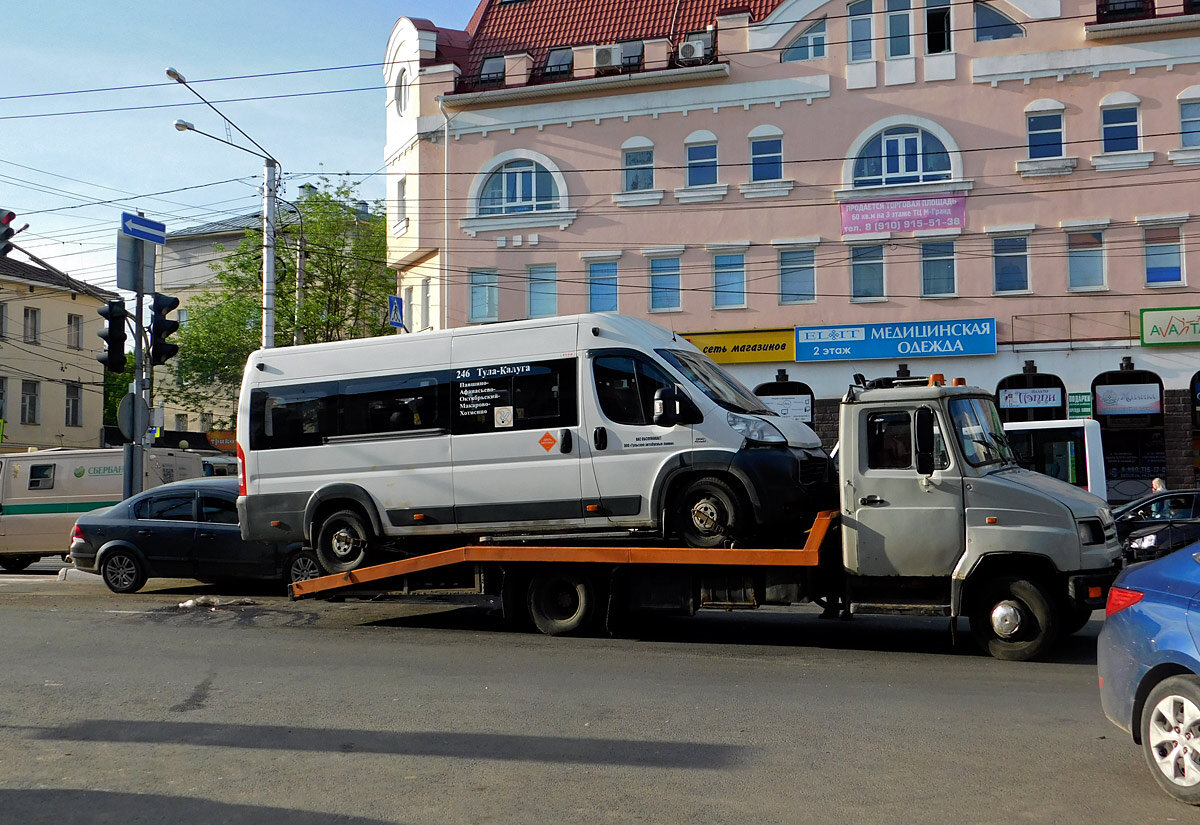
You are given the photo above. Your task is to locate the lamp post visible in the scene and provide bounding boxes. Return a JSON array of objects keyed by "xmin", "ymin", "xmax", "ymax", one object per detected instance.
[{"xmin": 167, "ymin": 67, "xmax": 279, "ymax": 349}]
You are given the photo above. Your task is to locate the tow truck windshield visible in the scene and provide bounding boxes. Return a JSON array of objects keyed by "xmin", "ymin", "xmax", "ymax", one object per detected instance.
[
  {"xmin": 657, "ymin": 349, "xmax": 774, "ymax": 415},
  {"xmin": 950, "ymin": 397, "xmax": 1015, "ymax": 467}
]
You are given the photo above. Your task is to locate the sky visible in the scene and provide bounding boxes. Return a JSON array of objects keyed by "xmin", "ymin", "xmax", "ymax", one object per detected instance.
[{"xmin": 4, "ymin": 0, "xmax": 480, "ymax": 295}]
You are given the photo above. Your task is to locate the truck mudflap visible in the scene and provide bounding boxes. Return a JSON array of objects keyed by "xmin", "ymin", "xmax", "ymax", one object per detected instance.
[{"xmin": 1067, "ymin": 566, "xmax": 1121, "ymax": 610}]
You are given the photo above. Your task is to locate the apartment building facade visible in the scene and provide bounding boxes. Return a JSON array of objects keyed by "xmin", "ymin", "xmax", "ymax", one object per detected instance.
[
  {"xmin": 0, "ymin": 257, "xmax": 116, "ymax": 451},
  {"xmin": 386, "ymin": 0, "xmax": 1200, "ymax": 499}
]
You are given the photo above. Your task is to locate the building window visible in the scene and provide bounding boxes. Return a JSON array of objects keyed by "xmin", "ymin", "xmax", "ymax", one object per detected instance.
[
  {"xmin": 468, "ymin": 270, "xmax": 499, "ymax": 322},
  {"xmin": 782, "ymin": 19, "xmax": 827, "ymax": 61},
  {"xmin": 886, "ymin": 0, "xmax": 912, "ymax": 59},
  {"xmin": 921, "ymin": 241, "xmax": 956, "ymax": 296},
  {"xmin": 974, "ymin": 3, "xmax": 1024, "ymax": 41},
  {"xmin": 750, "ymin": 138, "xmax": 784, "ymax": 182},
  {"xmin": 926, "ymin": 0, "xmax": 952, "ymax": 54},
  {"xmin": 713, "ymin": 254, "xmax": 746, "ymax": 308},
  {"xmin": 20, "ymin": 380, "xmax": 38, "ymax": 425},
  {"xmin": 853, "ymin": 126, "xmax": 951, "ymax": 187},
  {"xmin": 0, "ymin": 377, "xmax": 5, "ymax": 420},
  {"xmin": 200, "ymin": 412, "xmax": 213, "ymax": 431},
  {"xmin": 65, "ymin": 383, "xmax": 82, "ymax": 428},
  {"xmin": 1027, "ymin": 112, "xmax": 1063, "ymax": 159},
  {"xmin": 478, "ymin": 160, "xmax": 560, "ymax": 215},
  {"xmin": 528, "ymin": 265, "xmax": 557, "ymax": 317},
  {"xmin": 23, "ymin": 307, "xmax": 39, "ymax": 344},
  {"xmin": 588, "ymin": 261, "xmax": 618, "ymax": 312},
  {"xmin": 177, "ymin": 308, "xmax": 190, "ymax": 327},
  {"xmin": 479, "ymin": 55, "xmax": 506, "ymax": 84},
  {"xmin": 1067, "ymin": 232, "xmax": 1105, "ymax": 290},
  {"xmin": 851, "ymin": 245, "xmax": 885, "ymax": 299},
  {"xmin": 686, "ymin": 143, "xmax": 718, "ymax": 187},
  {"xmin": 849, "ymin": 0, "xmax": 874, "ymax": 62},
  {"xmin": 780, "ymin": 249, "xmax": 816, "ymax": 304},
  {"xmin": 544, "ymin": 47, "xmax": 573, "ymax": 78},
  {"xmin": 620, "ymin": 41, "xmax": 644, "ymax": 70},
  {"xmin": 650, "ymin": 257, "xmax": 681, "ymax": 311},
  {"xmin": 1145, "ymin": 227, "xmax": 1183, "ymax": 285},
  {"xmin": 0, "ymin": 303, "xmax": 7, "ymax": 338},
  {"xmin": 1182, "ymin": 100, "xmax": 1200, "ymax": 148},
  {"xmin": 993, "ymin": 236, "xmax": 1029, "ymax": 292},
  {"xmin": 395, "ymin": 68, "xmax": 409, "ymax": 115},
  {"xmin": 624, "ymin": 148, "xmax": 654, "ymax": 191},
  {"xmin": 67, "ymin": 313, "xmax": 83, "ymax": 349},
  {"xmin": 1102, "ymin": 105, "xmax": 1139, "ymax": 153},
  {"xmin": 395, "ymin": 178, "xmax": 407, "ymax": 225}
]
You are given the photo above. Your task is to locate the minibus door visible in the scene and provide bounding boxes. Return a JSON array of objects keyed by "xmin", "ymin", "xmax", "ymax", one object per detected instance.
[{"xmin": 582, "ymin": 352, "xmax": 693, "ymax": 527}]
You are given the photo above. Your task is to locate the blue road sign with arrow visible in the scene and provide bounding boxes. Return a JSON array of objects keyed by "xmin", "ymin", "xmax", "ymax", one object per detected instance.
[
  {"xmin": 120, "ymin": 212, "xmax": 167, "ymax": 245},
  {"xmin": 388, "ymin": 295, "xmax": 404, "ymax": 329}
]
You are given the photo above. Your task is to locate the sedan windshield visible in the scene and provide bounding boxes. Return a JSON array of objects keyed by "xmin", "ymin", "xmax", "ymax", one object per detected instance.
[
  {"xmin": 656, "ymin": 349, "xmax": 774, "ymax": 414},
  {"xmin": 949, "ymin": 397, "xmax": 1014, "ymax": 467}
]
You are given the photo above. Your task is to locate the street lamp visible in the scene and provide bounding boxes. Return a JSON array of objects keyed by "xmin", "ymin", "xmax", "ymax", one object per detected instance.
[{"xmin": 167, "ymin": 67, "xmax": 279, "ymax": 349}]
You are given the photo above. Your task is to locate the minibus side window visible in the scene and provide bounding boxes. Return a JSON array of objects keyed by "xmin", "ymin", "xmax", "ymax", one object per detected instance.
[
  {"xmin": 593, "ymin": 355, "xmax": 673, "ymax": 426},
  {"xmin": 340, "ymin": 373, "xmax": 446, "ymax": 436},
  {"xmin": 452, "ymin": 359, "xmax": 577, "ymax": 435}
]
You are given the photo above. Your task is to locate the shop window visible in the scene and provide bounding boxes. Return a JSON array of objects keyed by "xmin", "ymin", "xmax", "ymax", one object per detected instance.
[{"xmin": 1092, "ymin": 367, "xmax": 1165, "ymax": 503}]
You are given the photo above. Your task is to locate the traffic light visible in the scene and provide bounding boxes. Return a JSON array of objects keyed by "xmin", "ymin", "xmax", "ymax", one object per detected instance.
[
  {"xmin": 0, "ymin": 209, "xmax": 16, "ymax": 257},
  {"xmin": 97, "ymin": 300, "xmax": 128, "ymax": 372},
  {"xmin": 149, "ymin": 292, "xmax": 180, "ymax": 366}
]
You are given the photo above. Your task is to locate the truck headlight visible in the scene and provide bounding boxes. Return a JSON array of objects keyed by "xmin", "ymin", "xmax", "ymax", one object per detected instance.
[
  {"xmin": 1076, "ymin": 519, "xmax": 1104, "ymax": 546},
  {"xmin": 1129, "ymin": 533, "xmax": 1158, "ymax": 551},
  {"xmin": 727, "ymin": 411, "xmax": 786, "ymax": 445}
]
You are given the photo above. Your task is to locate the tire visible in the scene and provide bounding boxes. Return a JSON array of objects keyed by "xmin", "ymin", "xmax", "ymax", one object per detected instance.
[
  {"xmin": 674, "ymin": 476, "xmax": 747, "ymax": 549},
  {"xmin": 1141, "ymin": 675, "xmax": 1200, "ymax": 805},
  {"xmin": 100, "ymin": 549, "xmax": 147, "ymax": 594},
  {"xmin": 968, "ymin": 576, "xmax": 1059, "ymax": 661},
  {"xmin": 315, "ymin": 509, "xmax": 371, "ymax": 573},
  {"xmin": 285, "ymin": 549, "xmax": 323, "ymax": 585},
  {"xmin": 0, "ymin": 554, "xmax": 40, "ymax": 573},
  {"xmin": 526, "ymin": 569, "xmax": 594, "ymax": 636},
  {"xmin": 1060, "ymin": 604, "xmax": 1095, "ymax": 636}
]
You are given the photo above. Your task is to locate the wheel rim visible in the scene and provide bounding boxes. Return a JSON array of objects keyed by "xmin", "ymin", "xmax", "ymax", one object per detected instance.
[
  {"xmin": 106, "ymin": 555, "xmax": 136, "ymax": 590},
  {"xmin": 537, "ymin": 580, "xmax": 580, "ymax": 622},
  {"xmin": 291, "ymin": 556, "xmax": 321, "ymax": 582},
  {"xmin": 330, "ymin": 525, "xmax": 361, "ymax": 560},
  {"xmin": 990, "ymin": 600, "xmax": 1024, "ymax": 638},
  {"xmin": 1148, "ymin": 693, "xmax": 1200, "ymax": 788},
  {"xmin": 690, "ymin": 497, "xmax": 726, "ymax": 534}
]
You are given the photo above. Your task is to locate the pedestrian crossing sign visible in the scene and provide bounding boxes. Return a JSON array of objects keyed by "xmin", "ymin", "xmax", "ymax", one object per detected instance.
[{"xmin": 388, "ymin": 295, "xmax": 404, "ymax": 329}]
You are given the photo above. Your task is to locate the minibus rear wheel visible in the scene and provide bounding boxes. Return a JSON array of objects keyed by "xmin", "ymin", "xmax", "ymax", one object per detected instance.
[{"xmin": 316, "ymin": 509, "xmax": 371, "ymax": 573}]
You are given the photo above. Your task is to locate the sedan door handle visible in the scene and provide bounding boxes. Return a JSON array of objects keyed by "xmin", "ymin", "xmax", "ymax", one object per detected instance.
[
  {"xmin": 198, "ymin": 531, "xmax": 214, "ymax": 539},
  {"xmin": 136, "ymin": 529, "xmax": 151, "ymax": 536},
  {"xmin": 859, "ymin": 494, "xmax": 886, "ymax": 506},
  {"xmin": 593, "ymin": 426, "xmax": 608, "ymax": 451}
]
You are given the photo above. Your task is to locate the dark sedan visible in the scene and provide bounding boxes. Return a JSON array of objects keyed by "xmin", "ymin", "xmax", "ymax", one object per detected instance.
[
  {"xmin": 70, "ymin": 478, "xmax": 321, "ymax": 593},
  {"xmin": 1114, "ymin": 489, "xmax": 1200, "ymax": 563}
]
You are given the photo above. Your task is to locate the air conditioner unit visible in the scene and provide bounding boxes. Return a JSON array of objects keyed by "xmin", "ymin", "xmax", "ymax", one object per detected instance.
[
  {"xmin": 594, "ymin": 45, "xmax": 621, "ymax": 69},
  {"xmin": 678, "ymin": 39, "xmax": 707, "ymax": 62}
]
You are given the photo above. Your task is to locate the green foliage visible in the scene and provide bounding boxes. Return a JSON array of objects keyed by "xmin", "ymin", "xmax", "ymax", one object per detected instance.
[
  {"xmin": 161, "ymin": 180, "xmax": 391, "ymax": 424},
  {"xmin": 103, "ymin": 358, "xmax": 136, "ymax": 426}
]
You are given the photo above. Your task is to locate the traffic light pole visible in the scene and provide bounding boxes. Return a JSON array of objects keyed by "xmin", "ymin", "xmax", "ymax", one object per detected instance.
[{"xmin": 129, "ymin": 240, "xmax": 148, "ymax": 497}]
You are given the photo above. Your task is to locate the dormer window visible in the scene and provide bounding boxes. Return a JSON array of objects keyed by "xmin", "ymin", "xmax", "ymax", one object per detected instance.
[
  {"xmin": 620, "ymin": 40, "xmax": 644, "ymax": 70},
  {"xmin": 544, "ymin": 48, "xmax": 573, "ymax": 78},
  {"xmin": 479, "ymin": 56, "xmax": 506, "ymax": 85}
]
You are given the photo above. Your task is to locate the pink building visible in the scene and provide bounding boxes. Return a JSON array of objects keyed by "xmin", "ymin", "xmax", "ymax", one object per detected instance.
[{"xmin": 385, "ymin": 0, "xmax": 1200, "ymax": 498}]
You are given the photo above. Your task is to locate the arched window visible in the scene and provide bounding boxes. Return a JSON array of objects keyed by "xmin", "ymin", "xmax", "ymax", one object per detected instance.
[
  {"xmin": 975, "ymin": 3, "xmax": 1024, "ymax": 41},
  {"xmin": 478, "ymin": 160, "xmax": 560, "ymax": 215},
  {"xmin": 853, "ymin": 126, "xmax": 950, "ymax": 187},
  {"xmin": 782, "ymin": 19, "xmax": 827, "ymax": 62},
  {"xmin": 395, "ymin": 68, "xmax": 409, "ymax": 115}
]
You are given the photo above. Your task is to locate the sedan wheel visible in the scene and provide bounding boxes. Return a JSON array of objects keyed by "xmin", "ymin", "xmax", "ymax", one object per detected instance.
[
  {"xmin": 100, "ymin": 549, "xmax": 147, "ymax": 594},
  {"xmin": 287, "ymin": 550, "xmax": 322, "ymax": 585},
  {"xmin": 1142, "ymin": 676, "xmax": 1200, "ymax": 804}
]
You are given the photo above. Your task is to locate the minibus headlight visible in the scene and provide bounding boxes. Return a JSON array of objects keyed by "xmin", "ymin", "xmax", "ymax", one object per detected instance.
[{"xmin": 727, "ymin": 412, "xmax": 787, "ymax": 445}]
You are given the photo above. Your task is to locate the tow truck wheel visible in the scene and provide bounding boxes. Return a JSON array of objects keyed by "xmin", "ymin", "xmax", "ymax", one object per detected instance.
[
  {"xmin": 0, "ymin": 554, "xmax": 39, "ymax": 573},
  {"xmin": 675, "ymin": 476, "xmax": 745, "ymax": 548},
  {"xmin": 968, "ymin": 576, "xmax": 1059, "ymax": 661},
  {"xmin": 527, "ymin": 569, "xmax": 594, "ymax": 636},
  {"xmin": 316, "ymin": 509, "xmax": 371, "ymax": 574}
]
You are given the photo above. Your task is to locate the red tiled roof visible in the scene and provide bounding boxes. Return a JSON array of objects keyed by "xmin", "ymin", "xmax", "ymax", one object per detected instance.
[{"xmin": 462, "ymin": 0, "xmax": 784, "ymax": 75}]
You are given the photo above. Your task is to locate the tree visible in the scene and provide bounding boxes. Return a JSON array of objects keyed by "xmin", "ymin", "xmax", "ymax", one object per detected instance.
[
  {"xmin": 103, "ymin": 357, "xmax": 136, "ymax": 426},
  {"xmin": 162, "ymin": 181, "xmax": 392, "ymax": 424}
]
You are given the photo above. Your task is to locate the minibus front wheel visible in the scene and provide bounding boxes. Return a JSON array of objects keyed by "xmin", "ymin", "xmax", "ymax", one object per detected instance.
[{"xmin": 316, "ymin": 509, "xmax": 371, "ymax": 573}]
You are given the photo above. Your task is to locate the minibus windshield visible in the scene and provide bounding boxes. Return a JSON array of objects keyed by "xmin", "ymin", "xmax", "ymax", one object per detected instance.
[
  {"xmin": 950, "ymin": 397, "xmax": 1015, "ymax": 467},
  {"xmin": 658, "ymin": 349, "xmax": 774, "ymax": 415}
]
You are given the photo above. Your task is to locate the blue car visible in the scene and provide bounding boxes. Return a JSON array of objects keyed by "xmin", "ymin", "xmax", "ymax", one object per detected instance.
[{"xmin": 1099, "ymin": 546, "xmax": 1200, "ymax": 805}]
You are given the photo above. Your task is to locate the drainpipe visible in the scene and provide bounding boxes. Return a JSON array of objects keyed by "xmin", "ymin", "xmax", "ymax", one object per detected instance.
[{"xmin": 439, "ymin": 96, "xmax": 450, "ymax": 330}]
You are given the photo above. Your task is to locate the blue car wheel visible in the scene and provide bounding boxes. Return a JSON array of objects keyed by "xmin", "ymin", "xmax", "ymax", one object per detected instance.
[{"xmin": 1142, "ymin": 675, "xmax": 1200, "ymax": 805}]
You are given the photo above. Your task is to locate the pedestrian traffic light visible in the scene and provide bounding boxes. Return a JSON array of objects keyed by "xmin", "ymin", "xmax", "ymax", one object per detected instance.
[
  {"xmin": 97, "ymin": 300, "xmax": 128, "ymax": 372},
  {"xmin": 149, "ymin": 292, "xmax": 180, "ymax": 366},
  {"xmin": 0, "ymin": 210, "xmax": 16, "ymax": 257}
]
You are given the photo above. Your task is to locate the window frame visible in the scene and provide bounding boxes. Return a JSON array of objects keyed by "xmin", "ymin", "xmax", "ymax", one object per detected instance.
[
  {"xmin": 23, "ymin": 307, "xmax": 39, "ymax": 345},
  {"xmin": 1027, "ymin": 112, "xmax": 1064, "ymax": 160},
  {"xmin": 1101, "ymin": 104, "xmax": 1140, "ymax": 154},
  {"xmin": 849, "ymin": 0, "xmax": 875, "ymax": 63},
  {"xmin": 781, "ymin": 18, "xmax": 827, "ymax": 62},
  {"xmin": 20, "ymin": 379, "xmax": 39, "ymax": 425},
  {"xmin": 1067, "ymin": 231, "xmax": 1106, "ymax": 291},
  {"xmin": 992, "ymin": 235, "xmax": 1030, "ymax": 294},
  {"xmin": 750, "ymin": 137, "xmax": 784, "ymax": 182},
  {"xmin": 885, "ymin": 0, "xmax": 913, "ymax": 59},
  {"xmin": 623, "ymin": 147, "xmax": 654, "ymax": 192},
  {"xmin": 527, "ymin": 264, "xmax": 558, "ymax": 318},
  {"xmin": 588, "ymin": 261, "xmax": 619, "ymax": 312},
  {"xmin": 920, "ymin": 241, "xmax": 957, "ymax": 297},
  {"xmin": 65, "ymin": 382, "xmax": 82, "ymax": 428},
  {"xmin": 478, "ymin": 159, "xmax": 561, "ymax": 216},
  {"xmin": 852, "ymin": 126, "xmax": 951, "ymax": 188},
  {"xmin": 713, "ymin": 253, "xmax": 747, "ymax": 309},
  {"xmin": 926, "ymin": 0, "xmax": 952, "ymax": 54},
  {"xmin": 1181, "ymin": 99, "xmax": 1200, "ymax": 148},
  {"xmin": 468, "ymin": 270, "xmax": 499, "ymax": 323},
  {"xmin": 67, "ymin": 313, "xmax": 84, "ymax": 349},
  {"xmin": 686, "ymin": 142, "xmax": 718, "ymax": 187},
  {"xmin": 1145, "ymin": 227, "xmax": 1183, "ymax": 286},
  {"xmin": 649, "ymin": 256, "xmax": 681, "ymax": 312},
  {"xmin": 779, "ymin": 248, "xmax": 817, "ymax": 304},
  {"xmin": 850, "ymin": 245, "xmax": 886, "ymax": 301}
]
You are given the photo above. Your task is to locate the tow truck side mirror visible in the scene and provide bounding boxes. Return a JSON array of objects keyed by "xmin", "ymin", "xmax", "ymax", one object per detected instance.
[{"xmin": 914, "ymin": 406, "xmax": 935, "ymax": 476}]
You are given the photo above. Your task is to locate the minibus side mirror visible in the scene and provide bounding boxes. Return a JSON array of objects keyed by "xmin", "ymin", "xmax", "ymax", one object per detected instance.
[
  {"xmin": 914, "ymin": 406, "xmax": 935, "ymax": 477},
  {"xmin": 653, "ymin": 386, "xmax": 679, "ymax": 428}
]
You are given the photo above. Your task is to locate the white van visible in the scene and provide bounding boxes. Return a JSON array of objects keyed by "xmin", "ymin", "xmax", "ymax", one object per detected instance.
[
  {"xmin": 0, "ymin": 447, "xmax": 203, "ymax": 570},
  {"xmin": 1002, "ymin": 418, "xmax": 1107, "ymax": 499},
  {"xmin": 237, "ymin": 313, "xmax": 833, "ymax": 571}
]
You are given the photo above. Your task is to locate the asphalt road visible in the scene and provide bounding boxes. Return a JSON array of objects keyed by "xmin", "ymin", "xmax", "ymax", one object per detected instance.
[{"xmin": 0, "ymin": 560, "xmax": 1186, "ymax": 824}]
